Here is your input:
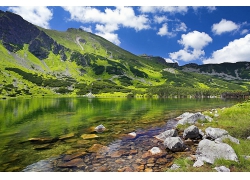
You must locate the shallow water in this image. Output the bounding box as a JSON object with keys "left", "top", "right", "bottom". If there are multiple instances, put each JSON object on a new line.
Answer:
{"left": 0, "top": 97, "right": 240, "bottom": 172}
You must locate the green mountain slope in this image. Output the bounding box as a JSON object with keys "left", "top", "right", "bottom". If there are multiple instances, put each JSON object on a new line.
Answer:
{"left": 0, "top": 10, "right": 249, "bottom": 98}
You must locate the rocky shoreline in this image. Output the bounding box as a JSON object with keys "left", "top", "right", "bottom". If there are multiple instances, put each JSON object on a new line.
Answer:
{"left": 22, "top": 108, "right": 242, "bottom": 172}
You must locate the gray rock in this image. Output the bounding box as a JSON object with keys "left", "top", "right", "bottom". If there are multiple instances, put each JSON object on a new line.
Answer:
{"left": 199, "top": 129, "right": 205, "bottom": 139}
{"left": 215, "top": 135, "right": 240, "bottom": 144}
{"left": 193, "top": 159, "right": 204, "bottom": 167}
{"left": 149, "top": 147, "right": 162, "bottom": 155}
{"left": 247, "top": 136, "right": 250, "bottom": 140}
{"left": 205, "top": 115, "right": 213, "bottom": 122}
{"left": 163, "top": 137, "right": 186, "bottom": 152}
{"left": 205, "top": 127, "right": 228, "bottom": 139}
{"left": 177, "top": 112, "right": 206, "bottom": 125}
{"left": 154, "top": 129, "right": 178, "bottom": 141}
{"left": 195, "top": 139, "right": 238, "bottom": 164}
{"left": 94, "top": 124, "right": 106, "bottom": 132}
{"left": 214, "top": 166, "right": 230, "bottom": 172}
{"left": 170, "top": 164, "right": 180, "bottom": 170}
{"left": 183, "top": 125, "right": 200, "bottom": 139}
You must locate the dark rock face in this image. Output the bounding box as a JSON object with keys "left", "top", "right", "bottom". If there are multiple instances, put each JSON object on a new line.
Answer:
{"left": 0, "top": 10, "right": 68, "bottom": 60}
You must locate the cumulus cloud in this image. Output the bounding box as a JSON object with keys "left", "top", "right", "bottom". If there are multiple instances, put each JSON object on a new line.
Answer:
{"left": 169, "top": 49, "right": 205, "bottom": 62}
{"left": 157, "top": 23, "right": 173, "bottom": 37}
{"left": 168, "top": 31, "right": 212, "bottom": 62}
{"left": 139, "top": 6, "right": 188, "bottom": 14}
{"left": 178, "top": 31, "right": 212, "bottom": 50}
{"left": 212, "top": 19, "right": 239, "bottom": 35}
{"left": 62, "top": 6, "right": 150, "bottom": 45}
{"left": 8, "top": 6, "right": 53, "bottom": 29}
{"left": 203, "top": 34, "right": 250, "bottom": 64}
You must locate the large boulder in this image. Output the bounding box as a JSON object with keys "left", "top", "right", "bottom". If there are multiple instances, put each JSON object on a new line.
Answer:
{"left": 154, "top": 129, "right": 178, "bottom": 141}
{"left": 195, "top": 139, "right": 238, "bottom": 165}
{"left": 163, "top": 137, "right": 186, "bottom": 152}
{"left": 176, "top": 112, "right": 207, "bottom": 125}
{"left": 205, "top": 127, "right": 228, "bottom": 139}
{"left": 183, "top": 125, "right": 200, "bottom": 139}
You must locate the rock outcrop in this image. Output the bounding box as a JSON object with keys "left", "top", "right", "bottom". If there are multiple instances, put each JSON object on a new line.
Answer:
{"left": 194, "top": 139, "right": 238, "bottom": 165}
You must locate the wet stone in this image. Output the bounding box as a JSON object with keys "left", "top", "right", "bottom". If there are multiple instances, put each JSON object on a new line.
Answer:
{"left": 137, "top": 165, "right": 145, "bottom": 171}
{"left": 28, "top": 137, "right": 57, "bottom": 144}
{"left": 33, "top": 144, "right": 52, "bottom": 150}
{"left": 59, "top": 133, "right": 75, "bottom": 140}
{"left": 57, "top": 158, "right": 85, "bottom": 168}
{"left": 87, "top": 144, "right": 109, "bottom": 153}
{"left": 123, "top": 166, "right": 133, "bottom": 172}
{"left": 95, "top": 166, "right": 110, "bottom": 172}
{"left": 81, "top": 134, "right": 99, "bottom": 140}
{"left": 144, "top": 168, "right": 153, "bottom": 172}
{"left": 115, "top": 159, "right": 125, "bottom": 164}
{"left": 130, "top": 149, "right": 138, "bottom": 154}
{"left": 147, "top": 158, "right": 155, "bottom": 164}
{"left": 63, "top": 151, "right": 87, "bottom": 161}
{"left": 147, "top": 163, "right": 155, "bottom": 167}
{"left": 156, "top": 158, "right": 168, "bottom": 165}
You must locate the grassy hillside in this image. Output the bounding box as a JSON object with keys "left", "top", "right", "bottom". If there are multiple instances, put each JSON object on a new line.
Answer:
{"left": 0, "top": 10, "right": 249, "bottom": 98}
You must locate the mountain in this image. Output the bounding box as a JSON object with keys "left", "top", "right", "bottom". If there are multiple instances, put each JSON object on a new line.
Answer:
{"left": 0, "top": 10, "right": 249, "bottom": 98}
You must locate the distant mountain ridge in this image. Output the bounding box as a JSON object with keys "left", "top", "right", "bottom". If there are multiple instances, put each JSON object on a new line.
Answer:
{"left": 0, "top": 10, "right": 249, "bottom": 98}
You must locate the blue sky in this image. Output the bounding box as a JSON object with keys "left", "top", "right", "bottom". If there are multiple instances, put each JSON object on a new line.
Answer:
{"left": 1, "top": 1, "right": 250, "bottom": 66}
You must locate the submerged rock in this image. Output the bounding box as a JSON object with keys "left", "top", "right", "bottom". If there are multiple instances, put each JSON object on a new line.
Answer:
{"left": 81, "top": 134, "right": 99, "bottom": 139}
{"left": 128, "top": 132, "right": 137, "bottom": 138}
{"left": 149, "top": 147, "right": 162, "bottom": 155}
{"left": 59, "top": 133, "right": 75, "bottom": 140}
{"left": 28, "top": 137, "right": 57, "bottom": 144}
{"left": 87, "top": 144, "right": 109, "bottom": 153}
{"left": 63, "top": 151, "right": 87, "bottom": 161}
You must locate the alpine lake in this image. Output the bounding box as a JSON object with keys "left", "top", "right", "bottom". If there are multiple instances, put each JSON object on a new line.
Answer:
{"left": 0, "top": 96, "right": 242, "bottom": 172}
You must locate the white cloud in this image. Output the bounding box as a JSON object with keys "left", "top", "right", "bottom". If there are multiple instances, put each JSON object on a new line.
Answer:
{"left": 157, "top": 23, "right": 173, "bottom": 37}
{"left": 241, "top": 29, "right": 249, "bottom": 35}
{"left": 96, "top": 32, "right": 121, "bottom": 46}
{"left": 203, "top": 34, "right": 250, "bottom": 64}
{"left": 192, "top": 6, "right": 216, "bottom": 12}
{"left": 62, "top": 6, "right": 150, "bottom": 45}
{"left": 178, "top": 31, "right": 212, "bottom": 50}
{"left": 168, "top": 31, "right": 212, "bottom": 62}
{"left": 175, "top": 22, "right": 187, "bottom": 32}
{"left": 80, "top": 26, "right": 92, "bottom": 33}
{"left": 212, "top": 19, "right": 239, "bottom": 35}
{"left": 164, "top": 58, "right": 178, "bottom": 64}
{"left": 169, "top": 49, "right": 205, "bottom": 62}
{"left": 154, "top": 15, "right": 168, "bottom": 24}
{"left": 8, "top": 6, "right": 53, "bottom": 29}
{"left": 139, "top": 6, "right": 188, "bottom": 14}
{"left": 62, "top": 6, "right": 149, "bottom": 31}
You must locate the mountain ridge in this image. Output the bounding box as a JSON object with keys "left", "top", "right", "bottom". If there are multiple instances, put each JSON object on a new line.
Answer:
{"left": 0, "top": 10, "right": 249, "bottom": 98}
